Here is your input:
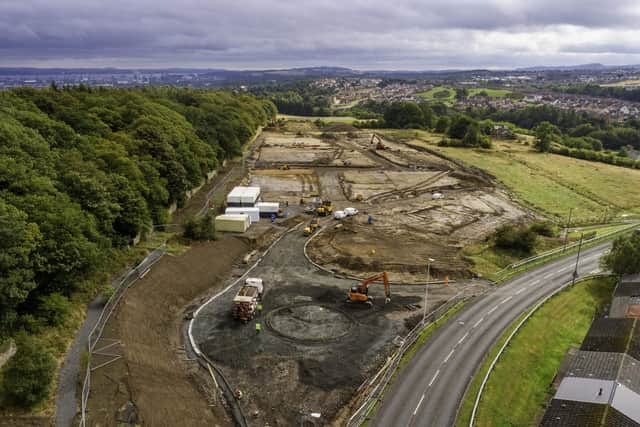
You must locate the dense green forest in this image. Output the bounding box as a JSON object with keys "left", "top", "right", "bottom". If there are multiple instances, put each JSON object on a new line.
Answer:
{"left": 0, "top": 86, "right": 275, "bottom": 341}
{"left": 249, "top": 81, "right": 333, "bottom": 116}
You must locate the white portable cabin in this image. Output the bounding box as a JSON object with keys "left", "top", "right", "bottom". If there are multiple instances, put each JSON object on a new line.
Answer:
{"left": 255, "top": 202, "right": 280, "bottom": 217}
{"left": 215, "top": 214, "right": 250, "bottom": 233}
{"left": 241, "top": 187, "right": 261, "bottom": 205}
{"left": 227, "top": 186, "right": 261, "bottom": 207}
{"left": 225, "top": 207, "right": 260, "bottom": 223}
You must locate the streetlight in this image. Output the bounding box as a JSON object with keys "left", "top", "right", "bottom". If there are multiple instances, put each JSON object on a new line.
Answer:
{"left": 571, "top": 233, "right": 584, "bottom": 286}
{"left": 563, "top": 208, "right": 574, "bottom": 253}
{"left": 423, "top": 258, "right": 435, "bottom": 324}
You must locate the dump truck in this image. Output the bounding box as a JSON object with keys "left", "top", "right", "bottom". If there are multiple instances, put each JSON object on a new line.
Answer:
{"left": 231, "top": 278, "right": 264, "bottom": 322}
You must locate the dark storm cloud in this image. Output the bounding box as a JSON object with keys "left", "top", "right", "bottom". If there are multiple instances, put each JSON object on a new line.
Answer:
{"left": 0, "top": 0, "right": 639, "bottom": 68}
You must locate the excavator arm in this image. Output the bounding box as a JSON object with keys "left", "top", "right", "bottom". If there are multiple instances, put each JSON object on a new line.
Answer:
{"left": 349, "top": 272, "right": 391, "bottom": 305}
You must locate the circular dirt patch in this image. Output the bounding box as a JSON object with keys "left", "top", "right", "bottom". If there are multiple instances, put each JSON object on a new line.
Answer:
{"left": 266, "top": 304, "right": 354, "bottom": 343}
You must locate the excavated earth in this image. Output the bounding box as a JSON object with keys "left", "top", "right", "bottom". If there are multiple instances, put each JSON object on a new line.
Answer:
{"left": 191, "top": 227, "right": 484, "bottom": 426}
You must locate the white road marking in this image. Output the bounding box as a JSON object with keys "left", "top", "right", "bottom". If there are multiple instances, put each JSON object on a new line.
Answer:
{"left": 443, "top": 349, "right": 455, "bottom": 363}
{"left": 473, "top": 317, "right": 485, "bottom": 328}
{"left": 543, "top": 273, "right": 553, "bottom": 279}
{"left": 515, "top": 288, "right": 525, "bottom": 295}
{"left": 413, "top": 393, "right": 425, "bottom": 415}
{"left": 458, "top": 332, "right": 469, "bottom": 345}
{"left": 557, "top": 266, "right": 570, "bottom": 273}
{"left": 487, "top": 306, "right": 499, "bottom": 315}
{"left": 428, "top": 370, "right": 440, "bottom": 387}
{"left": 501, "top": 296, "right": 513, "bottom": 304}
{"left": 531, "top": 279, "right": 540, "bottom": 285}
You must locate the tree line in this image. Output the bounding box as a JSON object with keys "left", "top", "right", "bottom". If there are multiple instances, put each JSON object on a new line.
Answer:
{"left": 0, "top": 86, "right": 275, "bottom": 342}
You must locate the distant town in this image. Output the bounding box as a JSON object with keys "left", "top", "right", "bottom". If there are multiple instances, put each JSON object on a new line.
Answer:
{"left": 1, "top": 64, "right": 640, "bottom": 120}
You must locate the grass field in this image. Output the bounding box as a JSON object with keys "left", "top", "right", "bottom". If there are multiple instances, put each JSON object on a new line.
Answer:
{"left": 468, "top": 88, "right": 513, "bottom": 98}
{"left": 417, "top": 87, "right": 456, "bottom": 104}
{"left": 407, "top": 137, "right": 640, "bottom": 223}
{"left": 417, "top": 86, "right": 512, "bottom": 105}
{"left": 277, "top": 113, "right": 357, "bottom": 123}
{"left": 601, "top": 79, "right": 640, "bottom": 87}
{"left": 456, "top": 276, "right": 616, "bottom": 427}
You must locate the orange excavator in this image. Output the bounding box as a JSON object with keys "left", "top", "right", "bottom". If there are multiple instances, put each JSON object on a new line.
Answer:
{"left": 347, "top": 272, "right": 391, "bottom": 306}
{"left": 370, "top": 133, "right": 386, "bottom": 150}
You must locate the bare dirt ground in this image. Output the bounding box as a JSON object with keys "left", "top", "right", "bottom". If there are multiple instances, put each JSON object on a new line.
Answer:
{"left": 85, "top": 237, "right": 249, "bottom": 427}
{"left": 253, "top": 130, "right": 530, "bottom": 282}
{"left": 191, "top": 227, "right": 487, "bottom": 426}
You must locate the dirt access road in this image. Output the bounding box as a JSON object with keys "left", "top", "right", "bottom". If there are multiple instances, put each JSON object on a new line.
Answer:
{"left": 191, "top": 220, "right": 485, "bottom": 426}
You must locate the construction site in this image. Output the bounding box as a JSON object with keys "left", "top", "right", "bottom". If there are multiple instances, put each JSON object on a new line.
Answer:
{"left": 249, "top": 129, "right": 529, "bottom": 282}
{"left": 187, "top": 125, "right": 530, "bottom": 425}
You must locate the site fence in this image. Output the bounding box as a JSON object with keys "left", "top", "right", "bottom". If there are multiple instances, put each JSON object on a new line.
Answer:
{"left": 347, "top": 291, "right": 467, "bottom": 427}
{"left": 79, "top": 246, "right": 166, "bottom": 427}
{"left": 492, "top": 222, "right": 639, "bottom": 283}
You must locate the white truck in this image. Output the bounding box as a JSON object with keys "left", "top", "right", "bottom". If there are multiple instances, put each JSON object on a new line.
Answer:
{"left": 231, "top": 278, "right": 264, "bottom": 322}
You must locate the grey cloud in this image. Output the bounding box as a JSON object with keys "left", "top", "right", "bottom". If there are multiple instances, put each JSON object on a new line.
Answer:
{"left": 0, "top": 0, "right": 639, "bottom": 68}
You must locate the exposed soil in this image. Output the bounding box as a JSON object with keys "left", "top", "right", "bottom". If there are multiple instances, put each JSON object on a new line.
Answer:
{"left": 85, "top": 237, "right": 250, "bottom": 427}
{"left": 191, "top": 223, "right": 488, "bottom": 426}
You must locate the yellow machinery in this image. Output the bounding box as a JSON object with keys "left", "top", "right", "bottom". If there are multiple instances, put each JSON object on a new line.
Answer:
{"left": 316, "top": 200, "right": 333, "bottom": 216}
{"left": 303, "top": 219, "right": 320, "bottom": 236}
{"left": 347, "top": 272, "right": 391, "bottom": 306}
{"left": 280, "top": 164, "right": 290, "bottom": 170}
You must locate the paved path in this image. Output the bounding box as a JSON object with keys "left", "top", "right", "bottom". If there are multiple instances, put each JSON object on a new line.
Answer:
{"left": 369, "top": 242, "right": 610, "bottom": 427}
{"left": 54, "top": 290, "right": 107, "bottom": 427}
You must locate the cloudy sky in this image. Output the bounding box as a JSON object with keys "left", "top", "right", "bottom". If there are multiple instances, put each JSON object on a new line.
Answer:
{"left": 1, "top": 0, "right": 640, "bottom": 70}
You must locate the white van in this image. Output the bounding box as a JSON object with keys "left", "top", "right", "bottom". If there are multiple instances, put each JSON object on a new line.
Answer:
{"left": 344, "top": 207, "right": 359, "bottom": 216}
{"left": 334, "top": 210, "right": 347, "bottom": 220}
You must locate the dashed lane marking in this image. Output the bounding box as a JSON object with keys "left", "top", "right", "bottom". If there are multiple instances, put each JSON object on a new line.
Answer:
{"left": 428, "top": 370, "right": 440, "bottom": 387}
{"left": 458, "top": 332, "right": 469, "bottom": 345}
{"left": 413, "top": 393, "right": 425, "bottom": 415}
{"left": 443, "top": 349, "right": 455, "bottom": 364}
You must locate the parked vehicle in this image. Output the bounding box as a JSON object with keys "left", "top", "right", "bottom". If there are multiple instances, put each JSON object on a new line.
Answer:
{"left": 344, "top": 207, "right": 359, "bottom": 216}
{"left": 334, "top": 210, "right": 347, "bottom": 220}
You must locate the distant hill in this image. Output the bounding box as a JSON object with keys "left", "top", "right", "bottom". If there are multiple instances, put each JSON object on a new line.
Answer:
{"left": 516, "top": 63, "right": 640, "bottom": 72}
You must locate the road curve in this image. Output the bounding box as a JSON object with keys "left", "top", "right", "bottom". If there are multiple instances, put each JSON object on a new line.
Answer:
{"left": 369, "top": 242, "right": 610, "bottom": 427}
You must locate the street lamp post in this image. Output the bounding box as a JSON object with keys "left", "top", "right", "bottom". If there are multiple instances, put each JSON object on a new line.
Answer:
{"left": 423, "top": 258, "right": 434, "bottom": 325}
{"left": 563, "top": 207, "right": 574, "bottom": 253}
{"left": 571, "top": 233, "right": 584, "bottom": 286}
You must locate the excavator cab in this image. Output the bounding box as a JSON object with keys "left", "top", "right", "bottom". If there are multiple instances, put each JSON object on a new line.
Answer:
{"left": 347, "top": 272, "right": 391, "bottom": 307}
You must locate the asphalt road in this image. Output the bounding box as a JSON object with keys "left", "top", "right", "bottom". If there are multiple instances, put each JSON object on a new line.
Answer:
{"left": 369, "top": 242, "right": 611, "bottom": 427}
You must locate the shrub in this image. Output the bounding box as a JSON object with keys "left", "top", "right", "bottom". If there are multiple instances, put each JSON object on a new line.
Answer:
{"left": 182, "top": 213, "right": 216, "bottom": 241}
{"left": 38, "top": 293, "right": 72, "bottom": 327}
{"left": 494, "top": 225, "right": 537, "bottom": 254}
{"left": 529, "top": 221, "right": 558, "bottom": 237}
{"left": 1, "top": 336, "right": 56, "bottom": 409}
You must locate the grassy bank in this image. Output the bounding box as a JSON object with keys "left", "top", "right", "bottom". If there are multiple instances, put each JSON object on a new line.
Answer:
{"left": 406, "top": 137, "right": 640, "bottom": 223}
{"left": 456, "top": 276, "right": 616, "bottom": 427}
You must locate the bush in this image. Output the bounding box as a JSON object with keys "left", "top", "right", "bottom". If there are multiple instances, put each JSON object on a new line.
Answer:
{"left": 182, "top": 213, "right": 216, "bottom": 241}
{"left": 38, "top": 293, "right": 72, "bottom": 326}
{"left": 529, "top": 221, "right": 558, "bottom": 237}
{"left": 494, "top": 225, "right": 537, "bottom": 254}
{"left": 602, "top": 233, "right": 640, "bottom": 275}
{"left": 1, "top": 336, "right": 56, "bottom": 409}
